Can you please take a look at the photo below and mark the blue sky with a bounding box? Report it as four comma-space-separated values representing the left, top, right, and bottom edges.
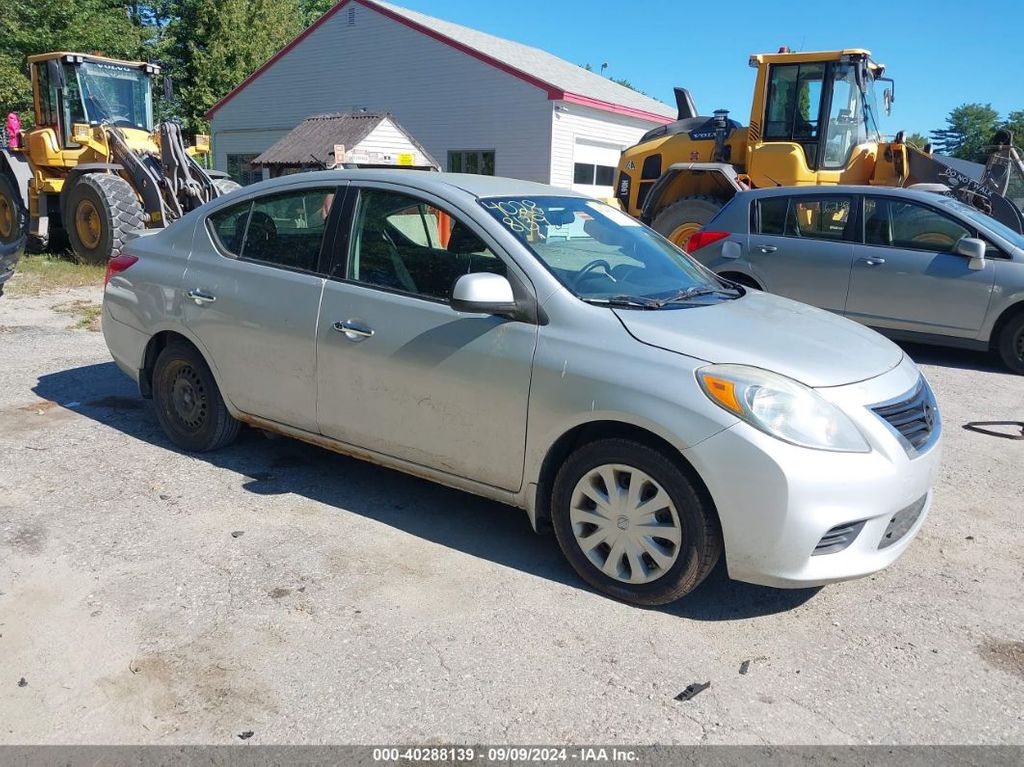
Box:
388, 0, 1023, 137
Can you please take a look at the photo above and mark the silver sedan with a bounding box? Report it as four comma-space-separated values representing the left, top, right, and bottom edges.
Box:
102, 170, 942, 605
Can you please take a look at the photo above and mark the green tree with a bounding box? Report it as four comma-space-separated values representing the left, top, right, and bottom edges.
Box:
166, 0, 303, 132
905, 132, 930, 149
299, 0, 336, 26
1000, 110, 1024, 146
0, 0, 146, 121
930, 102, 999, 161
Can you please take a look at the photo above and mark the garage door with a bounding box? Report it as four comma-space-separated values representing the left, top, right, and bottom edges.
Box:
571, 139, 623, 198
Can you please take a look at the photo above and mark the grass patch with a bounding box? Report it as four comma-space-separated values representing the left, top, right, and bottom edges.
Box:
6, 253, 105, 297
54, 299, 103, 332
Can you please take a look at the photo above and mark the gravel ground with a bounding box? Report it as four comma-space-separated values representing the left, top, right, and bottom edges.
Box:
0, 285, 1022, 745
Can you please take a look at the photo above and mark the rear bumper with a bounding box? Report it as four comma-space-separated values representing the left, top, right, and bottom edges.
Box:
102, 304, 147, 385
684, 357, 942, 588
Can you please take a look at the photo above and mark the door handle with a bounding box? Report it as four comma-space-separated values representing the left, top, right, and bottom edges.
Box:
333, 320, 374, 339
757, 245, 777, 253
186, 289, 217, 304
857, 257, 886, 267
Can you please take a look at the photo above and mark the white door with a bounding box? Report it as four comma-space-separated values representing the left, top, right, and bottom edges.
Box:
571, 138, 623, 198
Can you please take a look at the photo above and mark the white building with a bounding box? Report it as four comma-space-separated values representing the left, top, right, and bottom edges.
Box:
206, 0, 675, 196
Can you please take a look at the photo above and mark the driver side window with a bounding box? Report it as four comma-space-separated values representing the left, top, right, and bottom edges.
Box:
347, 189, 506, 302
864, 198, 970, 251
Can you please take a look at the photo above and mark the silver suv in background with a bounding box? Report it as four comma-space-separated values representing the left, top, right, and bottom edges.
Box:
686, 186, 1024, 374
103, 171, 941, 606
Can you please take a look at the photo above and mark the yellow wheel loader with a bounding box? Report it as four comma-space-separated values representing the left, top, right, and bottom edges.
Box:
615, 48, 1024, 247
0, 52, 240, 265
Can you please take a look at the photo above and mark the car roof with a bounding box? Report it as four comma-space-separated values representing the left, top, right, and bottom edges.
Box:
237, 169, 586, 200
735, 184, 958, 204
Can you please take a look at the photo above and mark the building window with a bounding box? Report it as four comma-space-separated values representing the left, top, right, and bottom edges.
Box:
226, 153, 262, 186
448, 150, 495, 176
573, 162, 617, 186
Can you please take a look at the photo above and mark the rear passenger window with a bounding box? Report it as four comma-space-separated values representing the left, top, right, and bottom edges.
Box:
347, 189, 506, 301
758, 196, 851, 240
243, 188, 335, 271
208, 200, 252, 257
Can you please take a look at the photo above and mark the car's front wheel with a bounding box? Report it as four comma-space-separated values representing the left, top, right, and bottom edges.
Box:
551, 439, 722, 606
996, 312, 1024, 375
152, 341, 240, 452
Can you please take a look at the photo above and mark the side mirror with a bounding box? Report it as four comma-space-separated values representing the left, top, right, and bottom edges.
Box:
451, 273, 518, 316
955, 237, 986, 270
163, 76, 175, 101
883, 88, 892, 117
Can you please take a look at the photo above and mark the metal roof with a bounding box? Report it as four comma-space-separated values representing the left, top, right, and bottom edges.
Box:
206, 0, 675, 122
252, 112, 439, 168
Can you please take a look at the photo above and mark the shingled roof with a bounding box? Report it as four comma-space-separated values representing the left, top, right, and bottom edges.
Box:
252, 111, 439, 168
207, 0, 675, 122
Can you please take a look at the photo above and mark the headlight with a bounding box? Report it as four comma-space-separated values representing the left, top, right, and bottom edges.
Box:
697, 364, 870, 452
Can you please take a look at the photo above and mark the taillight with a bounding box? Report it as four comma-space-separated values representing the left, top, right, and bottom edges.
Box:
104, 254, 138, 287
685, 230, 730, 254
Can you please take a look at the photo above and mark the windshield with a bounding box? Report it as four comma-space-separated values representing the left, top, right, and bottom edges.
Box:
822, 64, 881, 169
932, 195, 1024, 249
66, 61, 153, 131
480, 196, 733, 307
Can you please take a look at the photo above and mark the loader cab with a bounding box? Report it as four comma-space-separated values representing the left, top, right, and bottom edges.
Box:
30, 53, 156, 149
748, 49, 887, 187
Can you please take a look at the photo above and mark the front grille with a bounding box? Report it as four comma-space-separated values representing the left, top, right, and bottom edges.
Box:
878, 495, 927, 549
813, 520, 866, 556
871, 380, 938, 452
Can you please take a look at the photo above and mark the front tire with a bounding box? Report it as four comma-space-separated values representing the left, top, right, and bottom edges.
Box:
551, 439, 722, 606
996, 312, 1024, 375
64, 173, 144, 265
652, 196, 723, 249
152, 341, 240, 452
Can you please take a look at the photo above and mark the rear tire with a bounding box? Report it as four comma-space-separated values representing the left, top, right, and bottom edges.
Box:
652, 196, 723, 249
152, 341, 240, 452
550, 438, 722, 606
64, 173, 144, 265
996, 312, 1024, 375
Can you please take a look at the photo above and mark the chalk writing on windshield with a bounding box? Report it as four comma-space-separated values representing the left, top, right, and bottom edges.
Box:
481, 199, 550, 234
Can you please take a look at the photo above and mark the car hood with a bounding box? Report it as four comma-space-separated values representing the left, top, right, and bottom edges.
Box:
613, 291, 904, 388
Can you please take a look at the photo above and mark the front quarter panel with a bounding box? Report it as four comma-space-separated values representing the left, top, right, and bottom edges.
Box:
523, 292, 739, 491
979, 254, 1024, 343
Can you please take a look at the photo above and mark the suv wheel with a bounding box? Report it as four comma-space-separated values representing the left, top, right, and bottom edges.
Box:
996, 312, 1024, 375
152, 341, 240, 451
551, 439, 722, 606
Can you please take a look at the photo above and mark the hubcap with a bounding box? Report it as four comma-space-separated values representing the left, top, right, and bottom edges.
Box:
170, 365, 207, 430
570, 464, 682, 585
0, 193, 13, 240
667, 222, 701, 248
75, 199, 103, 250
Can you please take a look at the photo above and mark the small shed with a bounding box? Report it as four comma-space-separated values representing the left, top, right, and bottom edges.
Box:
252, 111, 439, 176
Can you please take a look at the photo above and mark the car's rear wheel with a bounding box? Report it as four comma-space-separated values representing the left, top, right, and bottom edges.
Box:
720, 272, 761, 290
996, 312, 1024, 375
152, 341, 240, 452
551, 439, 722, 605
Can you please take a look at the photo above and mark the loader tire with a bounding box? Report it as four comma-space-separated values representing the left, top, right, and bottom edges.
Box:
652, 196, 724, 249
0, 172, 28, 259
213, 178, 242, 196
64, 173, 144, 265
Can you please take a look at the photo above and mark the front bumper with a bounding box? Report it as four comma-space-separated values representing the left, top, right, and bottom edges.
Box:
683, 356, 942, 588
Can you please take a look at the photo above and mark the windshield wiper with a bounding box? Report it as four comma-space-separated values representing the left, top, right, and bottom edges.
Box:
649, 285, 742, 307
582, 295, 663, 309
